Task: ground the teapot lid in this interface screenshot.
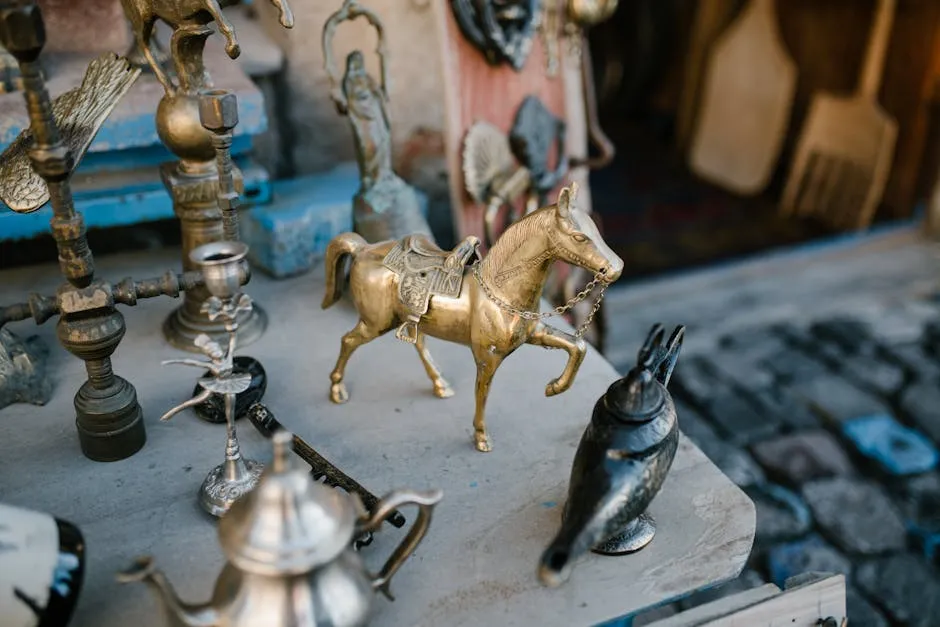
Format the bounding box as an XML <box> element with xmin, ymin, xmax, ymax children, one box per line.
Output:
<box><xmin>603</xmin><ymin>366</ymin><xmax>665</xmax><ymax>422</ymax></box>
<box><xmin>218</xmin><ymin>431</ymin><xmax>358</xmax><ymax>576</ymax></box>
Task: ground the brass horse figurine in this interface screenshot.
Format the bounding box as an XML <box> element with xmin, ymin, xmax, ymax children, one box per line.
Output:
<box><xmin>120</xmin><ymin>0</ymin><xmax>294</xmax><ymax>93</ymax></box>
<box><xmin>321</xmin><ymin>184</ymin><xmax>624</xmax><ymax>452</ymax></box>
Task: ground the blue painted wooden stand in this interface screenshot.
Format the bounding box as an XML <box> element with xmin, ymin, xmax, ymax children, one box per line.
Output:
<box><xmin>0</xmin><ymin>51</ymin><xmax>271</xmax><ymax>242</ymax></box>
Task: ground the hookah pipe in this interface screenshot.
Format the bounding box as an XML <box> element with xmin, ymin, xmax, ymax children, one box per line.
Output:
<box><xmin>0</xmin><ymin>1</ymin><xmax>212</xmax><ymax>462</ymax></box>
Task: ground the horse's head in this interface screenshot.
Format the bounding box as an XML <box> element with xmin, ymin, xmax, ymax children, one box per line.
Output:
<box><xmin>550</xmin><ymin>183</ymin><xmax>623</xmax><ymax>283</ymax></box>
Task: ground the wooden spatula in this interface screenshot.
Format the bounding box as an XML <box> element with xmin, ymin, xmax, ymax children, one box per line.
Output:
<box><xmin>689</xmin><ymin>0</ymin><xmax>797</xmax><ymax>195</ymax></box>
<box><xmin>780</xmin><ymin>0</ymin><xmax>898</xmax><ymax>230</ymax></box>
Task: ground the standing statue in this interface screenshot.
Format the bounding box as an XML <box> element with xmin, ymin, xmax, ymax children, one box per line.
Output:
<box><xmin>321</xmin><ymin>184</ymin><xmax>623</xmax><ymax>453</ymax></box>
<box><xmin>323</xmin><ymin>0</ymin><xmax>434</xmax><ymax>243</ymax></box>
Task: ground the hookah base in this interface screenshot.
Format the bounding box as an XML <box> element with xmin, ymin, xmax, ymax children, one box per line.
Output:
<box><xmin>192</xmin><ymin>356</ymin><xmax>267</xmax><ymax>423</ymax></box>
<box><xmin>591</xmin><ymin>512</ymin><xmax>656</xmax><ymax>556</ymax></box>
<box><xmin>199</xmin><ymin>457</ymin><xmax>264</xmax><ymax>518</ymax></box>
<box><xmin>163</xmin><ymin>302</ymin><xmax>268</xmax><ymax>354</ymax></box>
<box><xmin>74</xmin><ymin>376</ymin><xmax>147</xmax><ymax>462</ymax></box>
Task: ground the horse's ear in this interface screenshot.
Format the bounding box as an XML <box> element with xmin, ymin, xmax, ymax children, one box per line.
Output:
<box><xmin>557</xmin><ymin>184</ymin><xmax>576</xmax><ymax>219</ymax></box>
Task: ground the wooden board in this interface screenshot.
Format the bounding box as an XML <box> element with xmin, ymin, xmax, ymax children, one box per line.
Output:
<box><xmin>689</xmin><ymin>0</ymin><xmax>797</xmax><ymax>195</ymax></box>
<box><xmin>649</xmin><ymin>574</ymin><xmax>846</xmax><ymax>626</ymax></box>
<box><xmin>433</xmin><ymin>0</ymin><xmax>589</xmax><ymax>245</ymax></box>
<box><xmin>0</xmin><ymin>248</ymin><xmax>755</xmax><ymax>627</ymax></box>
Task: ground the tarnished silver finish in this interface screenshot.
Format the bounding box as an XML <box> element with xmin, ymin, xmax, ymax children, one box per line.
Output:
<box><xmin>118</xmin><ymin>431</ymin><xmax>443</xmax><ymax>626</ymax></box>
<box><xmin>538</xmin><ymin>324</ymin><xmax>685</xmax><ymax>587</ymax></box>
<box><xmin>0</xmin><ymin>328</ymin><xmax>52</xmax><ymax>410</ymax></box>
<box><xmin>160</xmin><ymin>241</ymin><xmax>262</xmax><ymax>518</ymax></box>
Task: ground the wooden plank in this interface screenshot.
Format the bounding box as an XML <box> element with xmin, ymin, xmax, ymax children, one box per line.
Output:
<box><xmin>0</xmin><ymin>247</ymin><xmax>755</xmax><ymax>627</ymax></box>
<box><xmin>675</xmin><ymin>0</ymin><xmax>740</xmax><ymax>152</ymax></box>
<box><xmin>648</xmin><ymin>574</ymin><xmax>846</xmax><ymax>627</ymax></box>
<box><xmin>646</xmin><ymin>584</ymin><xmax>782</xmax><ymax>627</ymax></box>
<box><xmin>689</xmin><ymin>0</ymin><xmax>797</xmax><ymax>195</ymax></box>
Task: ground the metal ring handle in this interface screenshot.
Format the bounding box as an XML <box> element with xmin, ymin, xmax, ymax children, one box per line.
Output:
<box><xmin>358</xmin><ymin>488</ymin><xmax>443</xmax><ymax>601</ymax></box>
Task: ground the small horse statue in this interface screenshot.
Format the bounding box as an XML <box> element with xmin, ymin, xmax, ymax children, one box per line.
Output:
<box><xmin>120</xmin><ymin>0</ymin><xmax>294</xmax><ymax>93</ymax></box>
<box><xmin>321</xmin><ymin>184</ymin><xmax>624</xmax><ymax>452</ymax></box>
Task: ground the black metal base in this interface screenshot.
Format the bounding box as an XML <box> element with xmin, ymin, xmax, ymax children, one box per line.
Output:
<box><xmin>191</xmin><ymin>356</ymin><xmax>266</xmax><ymax>423</ymax></box>
<box><xmin>74</xmin><ymin>376</ymin><xmax>146</xmax><ymax>462</ymax></box>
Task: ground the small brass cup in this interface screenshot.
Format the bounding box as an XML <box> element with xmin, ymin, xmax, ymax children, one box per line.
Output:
<box><xmin>189</xmin><ymin>241</ymin><xmax>249</xmax><ymax>300</ymax></box>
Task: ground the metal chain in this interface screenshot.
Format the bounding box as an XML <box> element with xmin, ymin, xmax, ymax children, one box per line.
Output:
<box><xmin>471</xmin><ymin>261</ymin><xmax>608</xmax><ymax>338</ymax></box>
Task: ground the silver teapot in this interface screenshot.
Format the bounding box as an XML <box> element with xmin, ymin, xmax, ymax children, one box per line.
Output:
<box><xmin>118</xmin><ymin>431</ymin><xmax>442</xmax><ymax>626</ymax></box>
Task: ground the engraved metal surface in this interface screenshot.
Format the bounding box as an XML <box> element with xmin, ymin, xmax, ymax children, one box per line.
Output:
<box><xmin>0</xmin><ymin>53</ymin><xmax>140</xmax><ymax>213</ymax></box>
<box><xmin>538</xmin><ymin>324</ymin><xmax>685</xmax><ymax>587</ymax></box>
<box><xmin>321</xmin><ymin>184</ymin><xmax>623</xmax><ymax>453</ymax></box>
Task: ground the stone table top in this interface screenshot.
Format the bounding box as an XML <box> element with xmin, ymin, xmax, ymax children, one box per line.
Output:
<box><xmin>0</xmin><ymin>248</ymin><xmax>755</xmax><ymax>626</ymax></box>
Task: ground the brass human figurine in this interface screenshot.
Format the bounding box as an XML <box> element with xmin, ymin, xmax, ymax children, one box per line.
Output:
<box><xmin>323</xmin><ymin>0</ymin><xmax>433</xmax><ymax>243</ymax></box>
<box><xmin>322</xmin><ymin>184</ymin><xmax>624</xmax><ymax>452</ymax></box>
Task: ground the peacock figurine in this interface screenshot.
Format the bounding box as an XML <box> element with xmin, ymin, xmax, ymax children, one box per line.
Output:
<box><xmin>0</xmin><ymin>53</ymin><xmax>140</xmax><ymax>213</ymax></box>
<box><xmin>538</xmin><ymin>323</ymin><xmax>685</xmax><ymax>587</ymax></box>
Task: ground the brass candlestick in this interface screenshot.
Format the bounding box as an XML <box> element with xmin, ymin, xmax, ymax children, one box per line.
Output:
<box><xmin>159</xmin><ymin>241</ymin><xmax>263</xmax><ymax>517</ymax></box>
<box><xmin>118</xmin><ymin>0</ymin><xmax>295</xmax><ymax>352</ymax></box>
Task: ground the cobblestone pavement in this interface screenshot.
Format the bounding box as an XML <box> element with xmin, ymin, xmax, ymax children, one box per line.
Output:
<box><xmin>618</xmin><ymin>310</ymin><xmax>940</xmax><ymax>626</ymax></box>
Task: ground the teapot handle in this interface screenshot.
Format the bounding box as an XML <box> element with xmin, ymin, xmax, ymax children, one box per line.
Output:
<box><xmin>357</xmin><ymin>488</ymin><xmax>443</xmax><ymax>601</ymax></box>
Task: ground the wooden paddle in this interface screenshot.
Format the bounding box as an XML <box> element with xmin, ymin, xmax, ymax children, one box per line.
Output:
<box><xmin>688</xmin><ymin>0</ymin><xmax>797</xmax><ymax>195</ymax></box>
<box><xmin>780</xmin><ymin>0</ymin><xmax>898</xmax><ymax>230</ymax></box>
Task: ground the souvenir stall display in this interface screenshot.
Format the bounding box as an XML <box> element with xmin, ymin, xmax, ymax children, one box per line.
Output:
<box><xmin>0</xmin><ymin>1</ymin><xmax>767</xmax><ymax>626</ymax></box>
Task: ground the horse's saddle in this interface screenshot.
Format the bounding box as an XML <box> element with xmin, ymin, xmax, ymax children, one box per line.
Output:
<box><xmin>383</xmin><ymin>234</ymin><xmax>479</xmax><ymax>343</ymax></box>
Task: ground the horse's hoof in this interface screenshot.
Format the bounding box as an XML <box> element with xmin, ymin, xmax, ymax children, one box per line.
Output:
<box><xmin>474</xmin><ymin>434</ymin><xmax>493</xmax><ymax>453</ymax></box>
<box><xmin>545</xmin><ymin>379</ymin><xmax>565</xmax><ymax>397</ymax></box>
<box><xmin>330</xmin><ymin>383</ymin><xmax>349</xmax><ymax>404</ymax></box>
<box><xmin>434</xmin><ymin>380</ymin><xmax>455</xmax><ymax>399</ymax></box>
<box><xmin>226</xmin><ymin>42</ymin><xmax>242</xmax><ymax>59</ymax></box>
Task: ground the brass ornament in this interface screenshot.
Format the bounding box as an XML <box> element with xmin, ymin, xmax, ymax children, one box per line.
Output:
<box><xmin>117</xmin><ymin>0</ymin><xmax>292</xmax><ymax>350</ymax></box>
<box><xmin>323</xmin><ymin>0</ymin><xmax>433</xmax><ymax>243</ymax></box>
<box><xmin>462</xmin><ymin>95</ymin><xmax>567</xmax><ymax>248</ymax></box>
<box><xmin>120</xmin><ymin>0</ymin><xmax>294</xmax><ymax>95</ymax></box>
<box><xmin>0</xmin><ymin>53</ymin><xmax>141</xmax><ymax>213</ymax></box>
<box><xmin>450</xmin><ymin>0</ymin><xmax>543</xmax><ymax>71</ymax></box>
<box><xmin>322</xmin><ymin>183</ymin><xmax>623</xmax><ymax>452</ymax></box>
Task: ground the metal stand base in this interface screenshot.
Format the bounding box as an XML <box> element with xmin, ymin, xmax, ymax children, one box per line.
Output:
<box><xmin>591</xmin><ymin>512</ymin><xmax>656</xmax><ymax>555</ymax></box>
<box><xmin>74</xmin><ymin>376</ymin><xmax>146</xmax><ymax>462</ymax></box>
<box><xmin>192</xmin><ymin>356</ymin><xmax>266</xmax><ymax>423</ymax></box>
<box><xmin>199</xmin><ymin>456</ymin><xmax>263</xmax><ymax>518</ymax></box>
<box><xmin>163</xmin><ymin>302</ymin><xmax>267</xmax><ymax>353</ymax></box>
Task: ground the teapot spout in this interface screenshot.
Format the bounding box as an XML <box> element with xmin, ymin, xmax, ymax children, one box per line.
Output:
<box><xmin>117</xmin><ymin>556</ymin><xmax>219</xmax><ymax>627</ymax></box>
<box><xmin>537</xmin><ymin>508</ymin><xmax>607</xmax><ymax>588</ymax></box>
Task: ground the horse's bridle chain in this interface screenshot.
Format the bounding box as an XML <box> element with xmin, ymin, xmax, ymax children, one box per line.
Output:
<box><xmin>471</xmin><ymin>260</ymin><xmax>608</xmax><ymax>340</ymax></box>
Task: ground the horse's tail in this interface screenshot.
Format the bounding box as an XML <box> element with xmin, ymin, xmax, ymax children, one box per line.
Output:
<box><xmin>321</xmin><ymin>232</ymin><xmax>368</xmax><ymax>309</ymax></box>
